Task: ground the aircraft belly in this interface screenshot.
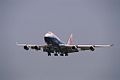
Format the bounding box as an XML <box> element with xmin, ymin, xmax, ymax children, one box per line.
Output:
<box><xmin>60</xmin><ymin>47</ymin><xmax>79</xmax><ymax>53</ymax></box>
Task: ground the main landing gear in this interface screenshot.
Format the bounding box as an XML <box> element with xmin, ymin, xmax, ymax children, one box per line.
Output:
<box><xmin>54</xmin><ymin>53</ymin><xmax>58</xmax><ymax>56</ymax></box>
<box><xmin>65</xmin><ymin>53</ymin><xmax>68</xmax><ymax>56</ymax></box>
<box><xmin>60</xmin><ymin>53</ymin><xmax>68</xmax><ymax>56</ymax></box>
<box><xmin>47</xmin><ymin>52</ymin><xmax>68</xmax><ymax>56</ymax></box>
<box><xmin>60</xmin><ymin>53</ymin><xmax>64</xmax><ymax>56</ymax></box>
<box><xmin>48</xmin><ymin>52</ymin><xmax>51</xmax><ymax>56</ymax></box>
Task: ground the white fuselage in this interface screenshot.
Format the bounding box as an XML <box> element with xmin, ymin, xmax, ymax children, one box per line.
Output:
<box><xmin>44</xmin><ymin>32</ymin><xmax>63</xmax><ymax>45</ymax></box>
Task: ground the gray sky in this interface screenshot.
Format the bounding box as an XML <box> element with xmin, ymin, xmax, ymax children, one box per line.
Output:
<box><xmin>0</xmin><ymin>0</ymin><xmax>120</xmax><ymax>80</ymax></box>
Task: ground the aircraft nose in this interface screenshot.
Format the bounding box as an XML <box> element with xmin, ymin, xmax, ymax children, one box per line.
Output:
<box><xmin>48</xmin><ymin>32</ymin><xmax>53</xmax><ymax>34</ymax></box>
<box><xmin>44</xmin><ymin>32</ymin><xmax>54</xmax><ymax>37</ymax></box>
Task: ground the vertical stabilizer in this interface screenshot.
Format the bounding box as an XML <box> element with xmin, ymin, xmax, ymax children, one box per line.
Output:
<box><xmin>67</xmin><ymin>34</ymin><xmax>73</xmax><ymax>45</ymax></box>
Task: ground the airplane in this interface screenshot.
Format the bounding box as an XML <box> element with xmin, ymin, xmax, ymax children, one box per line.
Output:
<box><xmin>16</xmin><ymin>32</ymin><xmax>113</xmax><ymax>56</ymax></box>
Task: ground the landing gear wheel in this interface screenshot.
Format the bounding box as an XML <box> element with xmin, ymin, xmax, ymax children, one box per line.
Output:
<box><xmin>48</xmin><ymin>52</ymin><xmax>51</xmax><ymax>56</ymax></box>
<box><xmin>60</xmin><ymin>54</ymin><xmax>64</xmax><ymax>56</ymax></box>
<box><xmin>65</xmin><ymin>53</ymin><xmax>68</xmax><ymax>56</ymax></box>
<box><xmin>54</xmin><ymin>53</ymin><xmax>58</xmax><ymax>56</ymax></box>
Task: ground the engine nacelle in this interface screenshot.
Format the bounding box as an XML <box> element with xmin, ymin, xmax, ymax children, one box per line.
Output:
<box><xmin>34</xmin><ymin>46</ymin><xmax>40</xmax><ymax>50</ymax></box>
<box><xmin>72</xmin><ymin>46</ymin><xmax>76</xmax><ymax>49</ymax></box>
<box><xmin>90</xmin><ymin>46</ymin><xmax>95</xmax><ymax>51</ymax></box>
<box><xmin>71</xmin><ymin>45</ymin><xmax>79</xmax><ymax>52</ymax></box>
<box><xmin>31</xmin><ymin>46</ymin><xmax>40</xmax><ymax>50</ymax></box>
<box><xmin>24</xmin><ymin>46</ymin><xmax>29</xmax><ymax>50</ymax></box>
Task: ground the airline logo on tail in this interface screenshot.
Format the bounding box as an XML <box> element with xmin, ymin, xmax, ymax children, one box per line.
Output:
<box><xmin>67</xmin><ymin>34</ymin><xmax>73</xmax><ymax>45</ymax></box>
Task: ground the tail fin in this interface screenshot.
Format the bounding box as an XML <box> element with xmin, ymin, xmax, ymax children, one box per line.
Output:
<box><xmin>67</xmin><ymin>34</ymin><xmax>73</xmax><ymax>45</ymax></box>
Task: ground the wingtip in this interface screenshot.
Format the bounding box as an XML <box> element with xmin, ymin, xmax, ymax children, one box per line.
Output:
<box><xmin>110</xmin><ymin>44</ymin><xmax>114</xmax><ymax>46</ymax></box>
<box><xmin>16</xmin><ymin>42</ymin><xmax>18</xmax><ymax>45</ymax></box>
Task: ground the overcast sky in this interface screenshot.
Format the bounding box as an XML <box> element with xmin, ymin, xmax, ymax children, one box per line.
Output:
<box><xmin>0</xmin><ymin>0</ymin><xmax>120</xmax><ymax>80</ymax></box>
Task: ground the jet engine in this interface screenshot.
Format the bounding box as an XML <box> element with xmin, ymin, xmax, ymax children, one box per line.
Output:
<box><xmin>24</xmin><ymin>46</ymin><xmax>29</xmax><ymax>50</ymax></box>
<box><xmin>34</xmin><ymin>46</ymin><xmax>40</xmax><ymax>50</ymax></box>
<box><xmin>90</xmin><ymin>46</ymin><xmax>95</xmax><ymax>51</ymax></box>
<box><xmin>72</xmin><ymin>46</ymin><xmax>76</xmax><ymax>49</ymax></box>
<box><xmin>31</xmin><ymin>46</ymin><xmax>40</xmax><ymax>50</ymax></box>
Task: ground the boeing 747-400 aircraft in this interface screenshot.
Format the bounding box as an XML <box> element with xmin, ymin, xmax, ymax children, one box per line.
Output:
<box><xmin>17</xmin><ymin>32</ymin><xmax>113</xmax><ymax>56</ymax></box>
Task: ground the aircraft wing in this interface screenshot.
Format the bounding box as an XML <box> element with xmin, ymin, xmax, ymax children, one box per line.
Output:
<box><xmin>17</xmin><ymin>42</ymin><xmax>113</xmax><ymax>54</ymax></box>
<box><xmin>16</xmin><ymin>42</ymin><xmax>46</xmax><ymax>50</ymax></box>
<box><xmin>77</xmin><ymin>44</ymin><xmax>113</xmax><ymax>51</ymax></box>
<box><xmin>59</xmin><ymin>44</ymin><xmax>113</xmax><ymax>51</ymax></box>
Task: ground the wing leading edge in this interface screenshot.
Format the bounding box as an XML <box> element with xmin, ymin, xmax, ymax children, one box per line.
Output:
<box><xmin>16</xmin><ymin>42</ymin><xmax>113</xmax><ymax>56</ymax></box>
<box><xmin>76</xmin><ymin>44</ymin><xmax>113</xmax><ymax>51</ymax></box>
<box><xmin>16</xmin><ymin>42</ymin><xmax>45</xmax><ymax>50</ymax></box>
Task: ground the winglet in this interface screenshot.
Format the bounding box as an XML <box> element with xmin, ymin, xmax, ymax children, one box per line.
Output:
<box><xmin>67</xmin><ymin>34</ymin><xmax>73</xmax><ymax>45</ymax></box>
